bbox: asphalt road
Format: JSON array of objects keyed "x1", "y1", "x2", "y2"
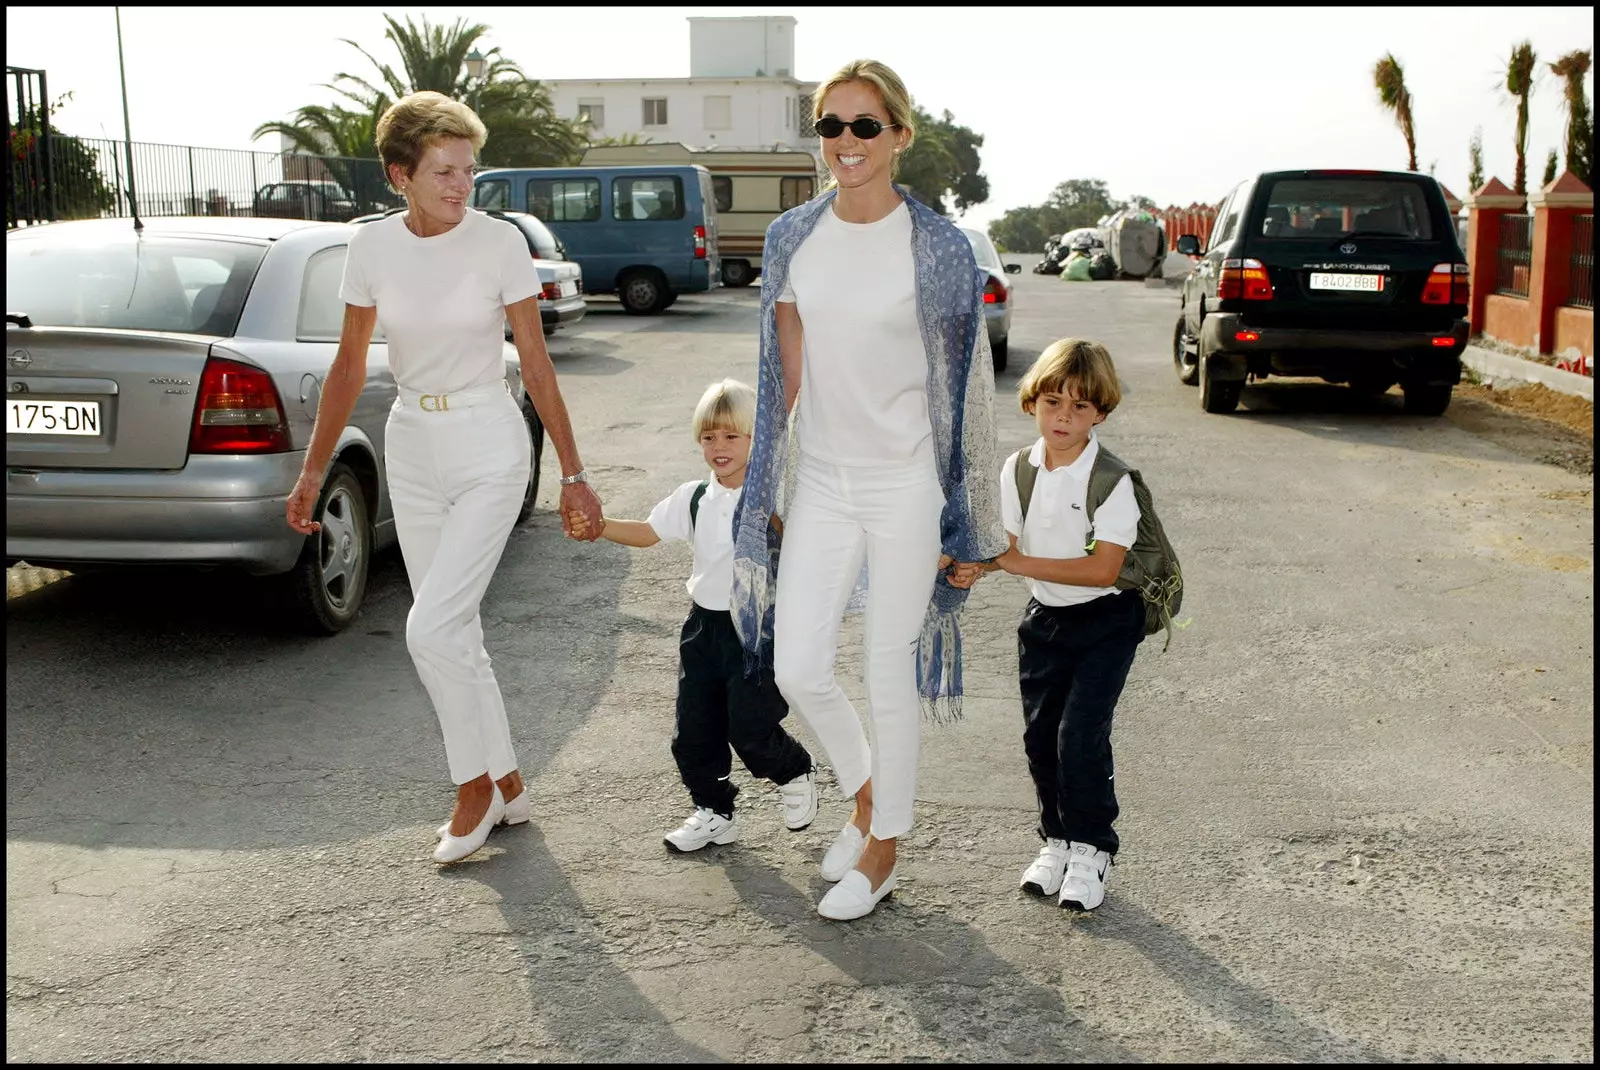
[{"x1": 6, "y1": 265, "x2": 1594, "y2": 1062}]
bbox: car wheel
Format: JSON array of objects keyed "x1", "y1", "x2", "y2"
[
  {"x1": 619, "y1": 270, "x2": 669, "y2": 314},
  {"x1": 721, "y1": 259, "x2": 754, "y2": 287},
  {"x1": 517, "y1": 400, "x2": 545, "y2": 525},
  {"x1": 1401, "y1": 381, "x2": 1453, "y2": 416},
  {"x1": 1199, "y1": 347, "x2": 1242, "y2": 414},
  {"x1": 992, "y1": 335, "x2": 1008, "y2": 374},
  {"x1": 280, "y1": 461, "x2": 371, "y2": 635},
  {"x1": 1173, "y1": 315, "x2": 1199, "y2": 386}
]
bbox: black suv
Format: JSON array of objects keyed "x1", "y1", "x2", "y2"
[{"x1": 1172, "y1": 170, "x2": 1469, "y2": 415}]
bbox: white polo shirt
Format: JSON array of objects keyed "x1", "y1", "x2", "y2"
[
  {"x1": 1000, "y1": 432, "x2": 1141, "y2": 607},
  {"x1": 647, "y1": 476, "x2": 742, "y2": 611}
]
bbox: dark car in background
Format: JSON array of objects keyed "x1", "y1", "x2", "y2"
[
  {"x1": 1173, "y1": 169, "x2": 1469, "y2": 415},
  {"x1": 252, "y1": 180, "x2": 360, "y2": 223}
]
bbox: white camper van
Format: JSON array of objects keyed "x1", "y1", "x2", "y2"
[{"x1": 581, "y1": 142, "x2": 819, "y2": 287}]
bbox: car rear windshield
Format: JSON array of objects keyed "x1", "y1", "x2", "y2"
[
  {"x1": 1257, "y1": 177, "x2": 1436, "y2": 240},
  {"x1": 6, "y1": 234, "x2": 267, "y2": 335},
  {"x1": 962, "y1": 229, "x2": 1002, "y2": 270}
]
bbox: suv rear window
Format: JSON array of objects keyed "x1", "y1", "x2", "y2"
[{"x1": 1258, "y1": 177, "x2": 1435, "y2": 240}]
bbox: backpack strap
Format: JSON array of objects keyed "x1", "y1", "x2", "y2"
[
  {"x1": 688, "y1": 480, "x2": 709, "y2": 530},
  {"x1": 1083, "y1": 446, "x2": 1132, "y2": 540},
  {"x1": 1012, "y1": 447, "x2": 1037, "y2": 526}
]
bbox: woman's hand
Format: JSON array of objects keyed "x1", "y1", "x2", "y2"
[
  {"x1": 561, "y1": 481, "x2": 603, "y2": 541},
  {"x1": 938, "y1": 554, "x2": 986, "y2": 589},
  {"x1": 285, "y1": 470, "x2": 324, "y2": 534}
]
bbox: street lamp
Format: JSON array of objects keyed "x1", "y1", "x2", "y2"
[{"x1": 465, "y1": 49, "x2": 486, "y2": 82}]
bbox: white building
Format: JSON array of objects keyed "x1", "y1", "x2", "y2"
[{"x1": 542, "y1": 16, "x2": 819, "y2": 158}]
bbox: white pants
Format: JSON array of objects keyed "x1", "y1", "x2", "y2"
[
  {"x1": 772, "y1": 454, "x2": 945, "y2": 840},
  {"x1": 384, "y1": 380, "x2": 530, "y2": 785}
]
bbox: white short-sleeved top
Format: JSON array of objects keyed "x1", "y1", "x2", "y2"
[
  {"x1": 339, "y1": 209, "x2": 541, "y2": 394},
  {"x1": 647, "y1": 476, "x2": 742, "y2": 611},
  {"x1": 1000, "y1": 432, "x2": 1141, "y2": 607},
  {"x1": 778, "y1": 201, "x2": 934, "y2": 466}
]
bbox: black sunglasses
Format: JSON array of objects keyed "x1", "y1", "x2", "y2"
[{"x1": 814, "y1": 115, "x2": 900, "y2": 140}]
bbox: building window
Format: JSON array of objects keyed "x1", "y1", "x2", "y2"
[
  {"x1": 780, "y1": 176, "x2": 814, "y2": 210},
  {"x1": 527, "y1": 178, "x2": 601, "y2": 223},
  {"x1": 797, "y1": 93, "x2": 815, "y2": 136},
  {"x1": 613, "y1": 175, "x2": 685, "y2": 221},
  {"x1": 712, "y1": 176, "x2": 733, "y2": 213},
  {"x1": 577, "y1": 99, "x2": 605, "y2": 130},
  {"x1": 704, "y1": 95, "x2": 731, "y2": 131},
  {"x1": 642, "y1": 98, "x2": 668, "y2": 127}
]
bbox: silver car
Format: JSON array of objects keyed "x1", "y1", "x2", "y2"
[
  {"x1": 5, "y1": 216, "x2": 545, "y2": 633},
  {"x1": 961, "y1": 227, "x2": 1022, "y2": 373}
]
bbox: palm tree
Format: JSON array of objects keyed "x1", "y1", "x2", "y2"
[
  {"x1": 251, "y1": 105, "x2": 390, "y2": 212},
  {"x1": 1373, "y1": 52, "x2": 1418, "y2": 171},
  {"x1": 1549, "y1": 49, "x2": 1594, "y2": 188},
  {"x1": 1505, "y1": 41, "x2": 1538, "y2": 196}
]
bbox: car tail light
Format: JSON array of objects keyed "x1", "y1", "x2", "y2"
[
  {"x1": 188, "y1": 357, "x2": 291, "y2": 454},
  {"x1": 984, "y1": 277, "x2": 1008, "y2": 305},
  {"x1": 1421, "y1": 262, "x2": 1468, "y2": 305},
  {"x1": 1235, "y1": 330, "x2": 1261, "y2": 342},
  {"x1": 693, "y1": 225, "x2": 707, "y2": 259},
  {"x1": 541, "y1": 281, "x2": 562, "y2": 301},
  {"x1": 1220, "y1": 258, "x2": 1272, "y2": 300},
  {"x1": 1432, "y1": 336, "x2": 1457, "y2": 347},
  {"x1": 1451, "y1": 262, "x2": 1469, "y2": 305}
]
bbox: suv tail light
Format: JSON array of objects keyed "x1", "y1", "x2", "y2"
[
  {"x1": 692, "y1": 225, "x2": 707, "y2": 259},
  {"x1": 541, "y1": 281, "x2": 562, "y2": 301},
  {"x1": 188, "y1": 357, "x2": 291, "y2": 454},
  {"x1": 1422, "y1": 262, "x2": 1470, "y2": 305},
  {"x1": 1219, "y1": 258, "x2": 1272, "y2": 300},
  {"x1": 984, "y1": 277, "x2": 1008, "y2": 305}
]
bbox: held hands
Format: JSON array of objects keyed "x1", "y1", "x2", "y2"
[
  {"x1": 285, "y1": 470, "x2": 323, "y2": 535},
  {"x1": 561, "y1": 481, "x2": 603, "y2": 541},
  {"x1": 938, "y1": 553, "x2": 987, "y2": 590}
]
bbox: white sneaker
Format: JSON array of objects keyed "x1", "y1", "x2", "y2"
[
  {"x1": 819, "y1": 822, "x2": 868, "y2": 882},
  {"x1": 1020, "y1": 838, "x2": 1072, "y2": 898},
  {"x1": 778, "y1": 772, "x2": 818, "y2": 831},
  {"x1": 663, "y1": 808, "x2": 738, "y2": 853},
  {"x1": 1058, "y1": 841, "x2": 1112, "y2": 911}
]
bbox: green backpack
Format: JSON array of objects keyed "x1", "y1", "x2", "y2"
[{"x1": 1013, "y1": 445, "x2": 1186, "y2": 650}]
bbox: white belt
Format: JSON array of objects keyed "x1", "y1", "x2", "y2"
[{"x1": 395, "y1": 379, "x2": 510, "y2": 412}]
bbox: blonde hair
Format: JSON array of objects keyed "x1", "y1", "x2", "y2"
[
  {"x1": 812, "y1": 59, "x2": 917, "y2": 186},
  {"x1": 375, "y1": 91, "x2": 487, "y2": 191},
  {"x1": 692, "y1": 378, "x2": 756, "y2": 439},
  {"x1": 1017, "y1": 338, "x2": 1123, "y2": 415}
]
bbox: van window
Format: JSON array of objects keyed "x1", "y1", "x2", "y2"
[
  {"x1": 712, "y1": 176, "x2": 733, "y2": 213},
  {"x1": 780, "y1": 176, "x2": 814, "y2": 210},
  {"x1": 473, "y1": 179, "x2": 510, "y2": 210},
  {"x1": 614, "y1": 175, "x2": 685, "y2": 221},
  {"x1": 528, "y1": 178, "x2": 601, "y2": 223}
]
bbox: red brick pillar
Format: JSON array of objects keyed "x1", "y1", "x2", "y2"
[
  {"x1": 1526, "y1": 172, "x2": 1594, "y2": 354},
  {"x1": 1463, "y1": 177, "x2": 1524, "y2": 334}
]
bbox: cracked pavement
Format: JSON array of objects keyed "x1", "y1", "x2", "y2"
[{"x1": 6, "y1": 272, "x2": 1594, "y2": 1062}]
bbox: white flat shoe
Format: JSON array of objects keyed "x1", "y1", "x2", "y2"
[
  {"x1": 437, "y1": 787, "x2": 530, "y2": 839},
  {"x1": 433, "y1": 785, "x2": 506, "y2": 864},
  {"x1": 820, "y1": 822, "x2": 868, "y2": 883},
  {"x1": 817, "y1": 867, "x2": 897, "y2": 921}
]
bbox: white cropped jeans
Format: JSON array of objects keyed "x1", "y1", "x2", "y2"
[
  {"x1": 384, "y1": 380, "x2": 530, "y2": 785},
  {"x1": 772, "y1": 454, "x2": 946, "y2": 840}
]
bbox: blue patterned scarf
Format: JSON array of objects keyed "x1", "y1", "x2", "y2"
[{"x1": 729, "y1": 186, "x2": 1009, "y2": 724}]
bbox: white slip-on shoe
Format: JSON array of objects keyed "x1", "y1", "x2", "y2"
[
  {"x1": 819, "y1": 822, "x2": 868, "y2": 883},
  {"x1": 437, "y1": 787, "x2": 531, "y2": 839},
  {"x1": 817, "y1": 867, "x2": 897, "y2": 921},
  {"x1": 434, "y1": 785, "x2": 506, "y2": 865},
  {"x1": 1020, "y1": 838, "x2": 1072, "y2": 898},
  {"x1": 1058, "y1": 841, "x2": 1112, "y2": 911},
  {"x1": 778, "y1": 772, "x2": 819, "y2": 831},
  {"x1": 663, "y1": 808, "x2": 739, "y2": 853}
]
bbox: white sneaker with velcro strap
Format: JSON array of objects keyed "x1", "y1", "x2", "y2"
[
  {"x1": 1020, "y1": 838, "x2": 1072, "y2": 898},
  {"x1": 663, "y1": 807, "x2": 738, "y2": 853},
  {"x1": 1058, "y1": 841, "x2": 1112, "y2": 911}
]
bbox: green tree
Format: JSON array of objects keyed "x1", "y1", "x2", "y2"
[
  {"x1": 1373, "y1": 52, "x2": 1419, "y2": 172},
  {"x1": 1542, "y1": 147, "x2": 1559, "y2": 187},
  {"x1": 1504, "y1": 40, "x2": 1538, "y2": 196},
  {"x1": 1468, "y1": 126, "x2": 1485, "y2": 192},
  {"x1": 986, "y1": 179, "x2": 1117, "y2": 252},
  {"x1": 1549, "y1": 49, "x2": 1594, "y2": 188},
  {"x1": 897, "y1": 107, "x2": 988, "y2": 216},
  {"x1": 7, "y1": 92, "x2": 116, "y2": 226}
]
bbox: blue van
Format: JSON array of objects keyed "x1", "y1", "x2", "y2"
[{"x1": 470, "y1": 164, "x2": 720, "y2": 314}]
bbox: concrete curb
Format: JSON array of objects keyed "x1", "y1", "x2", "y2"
[{"x1": 1461, "y1": 344, "x2": 1593, "y2": 402}]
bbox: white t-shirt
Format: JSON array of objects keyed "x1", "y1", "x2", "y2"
[
  {"x1": 647, "y1": 476, "x2": 742, "y2": 611},
  {"x1": 778, "y1": 201, "x2": 933, "y2": 466},
  {"x1": 1000, "y1": 432, "x2": 1141, "y2": 607},
  {"x1": 340, "y1": 209, "x2": 541, "y2": 394}
]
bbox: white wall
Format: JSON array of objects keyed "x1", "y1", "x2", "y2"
[{"x1": 547, "y1": 79, "x2": 817, "y2": 153}]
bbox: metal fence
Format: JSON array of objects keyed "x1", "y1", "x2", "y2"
[
  {"x1": 1569, "y1": 214, "x2": 1594, "y2": 310},
  {"x1": 1493, "y1": 214, "x2": 1534, "y2": 298}
]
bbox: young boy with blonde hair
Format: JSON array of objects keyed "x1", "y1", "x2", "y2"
[
  {"x1": 570, "y1": 379, "x2": 817, "y2": 851},
  {"x1": 984, "y1": 338, "x2": 1154, "y2": 912}
]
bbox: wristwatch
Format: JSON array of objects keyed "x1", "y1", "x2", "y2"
[{"x1": 559, "y1": 469, "x2": 590, "y2": 486}]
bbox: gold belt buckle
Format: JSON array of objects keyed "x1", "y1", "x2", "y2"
[{"x1": 418, "y1": 393, "x2": 449, "y2": 412}]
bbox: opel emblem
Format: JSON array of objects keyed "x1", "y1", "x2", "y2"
[
  {"x1": 1339, "y1": 242, "x2": 1358, "y2": 254},
  {"x1": 8, "y1": 348, "x2": 31, "y2": 369}
]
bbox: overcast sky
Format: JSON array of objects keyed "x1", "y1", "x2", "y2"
[{"x1": 5, "y1": 6, "x2": 1594, "y2": 232}]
